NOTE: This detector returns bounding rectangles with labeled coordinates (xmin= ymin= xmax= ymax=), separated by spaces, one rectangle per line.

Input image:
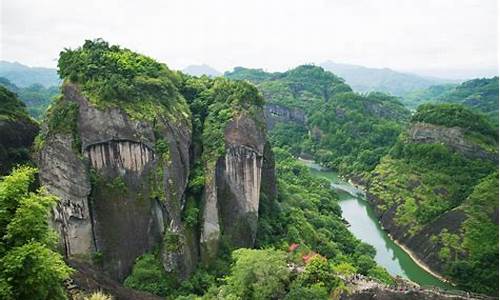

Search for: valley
xmin=0 ymin=39 xmax=497 ymax=300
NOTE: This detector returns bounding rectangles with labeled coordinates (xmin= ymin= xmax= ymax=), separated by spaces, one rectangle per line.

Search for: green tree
xmin=0 ymin=166 xmax=72 ymax=300
xmin=222 ymin=249 xmax=291 ymax=300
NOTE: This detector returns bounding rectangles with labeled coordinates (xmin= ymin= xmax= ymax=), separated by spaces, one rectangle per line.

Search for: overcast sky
xmin=1 ymin=0 xmax=498 ymax=78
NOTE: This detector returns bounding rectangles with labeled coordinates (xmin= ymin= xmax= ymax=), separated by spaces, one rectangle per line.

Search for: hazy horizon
xmin=1 ymin=0 xmax=498 ymax=79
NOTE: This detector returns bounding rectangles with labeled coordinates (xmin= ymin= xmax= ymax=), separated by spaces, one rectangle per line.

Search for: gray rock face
xmin=200 ymin=114 xmax=267 ymax=262
xmin=40 ymin=82 xmax=273 ymax=282
xmin=264 ymin=103 xmax=306 ymax=129
xmin=409 ymin=122 xmax=498 ymax=162
xmin=39 ymin=133 xmax=93 ymax=257
xmin=39 ymin=83 xmax=192 ymax=281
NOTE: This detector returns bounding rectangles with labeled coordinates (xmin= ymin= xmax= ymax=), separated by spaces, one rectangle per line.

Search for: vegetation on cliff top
xmin=57 ymin=39 xmax=190 ymax=122
xmin=0 ymin=85 xmax=31 ymax=120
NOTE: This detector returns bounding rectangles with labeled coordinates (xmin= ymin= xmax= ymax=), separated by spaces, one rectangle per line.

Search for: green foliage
xmin=0 ymin=85 xmax=30 ymax=119
xmin=401 ymin=83 xmax=456 ymax=109
xmin=45 ymin=96 xmax=81 ymax=152
xmin=124 ymin=254 xmax=177 ymax=296
xmin=220 ymin=249 xmax=291 ymax=300
xmin=57 ymin=39 xmax=190 ymax=122
xmin=0 ymin=242 xmax=72 ymax=300
xmin=293 ymin=256 xmax=340 ymax=291
xmin=227 ymin=65 xmax=410 ymax=175
xmin=369 ymin=105 xmax=498 ymax=294
xmin=224 ymin=67 xmax=276 ymax=83
xmin=412 ymin=103 xmax=497 ymax=139
xmin=0 ymin=77 xmax=59 ymax=119
xmin=0 ymin=166 xmax=72 ymax=300
xmin=446 ymin=173 xmax=499 ymax=294
xmin=403 ymin=77 xmax=499 ymax=123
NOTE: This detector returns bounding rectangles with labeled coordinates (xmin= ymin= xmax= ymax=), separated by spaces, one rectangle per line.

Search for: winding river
xmin=300 ymin=159 xmax=451 ymax=289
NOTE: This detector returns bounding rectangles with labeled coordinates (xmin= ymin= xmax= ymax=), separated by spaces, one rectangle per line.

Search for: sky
xmin=1 ymin=0 xmax=498 ymax=78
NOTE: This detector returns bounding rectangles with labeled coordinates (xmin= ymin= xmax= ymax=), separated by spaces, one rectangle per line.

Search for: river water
xmin=300 ymin=159 xmax=451 ymax=289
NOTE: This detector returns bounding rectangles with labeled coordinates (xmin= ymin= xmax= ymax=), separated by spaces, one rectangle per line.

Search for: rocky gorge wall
xmin=38 ymin=82 xmax=275 ymax=282
xmin=39 ymin=83 xmax=192 ymax=281
xmin=200 ymin=113 xmax=273 ymax=263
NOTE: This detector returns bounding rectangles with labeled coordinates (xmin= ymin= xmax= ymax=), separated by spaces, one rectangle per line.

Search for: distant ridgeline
xmin=225 ymin=65 xmax=411 ymax=176
xmin=402 ymin=77 xmax=499 ymax=123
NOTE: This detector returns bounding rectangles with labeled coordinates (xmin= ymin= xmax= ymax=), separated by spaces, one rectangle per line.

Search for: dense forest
xmin=0 ymin=39 xmax=498 ymax=299
xmin=402 ymin=77 xmax=499 ymax=122
xmin=0 ymin=77 xmax=58 ymax=119
xmin=226 ymin=66 xmax=410 ymax=175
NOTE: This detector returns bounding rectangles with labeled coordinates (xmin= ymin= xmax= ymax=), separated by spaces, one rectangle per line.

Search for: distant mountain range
xmin=319 ymin=61 xmax=458 ymax=96
xmin=0 ymin=61 xmax=60 ymax=88
xmin=182 ymin=64 xmax=222 ymax=77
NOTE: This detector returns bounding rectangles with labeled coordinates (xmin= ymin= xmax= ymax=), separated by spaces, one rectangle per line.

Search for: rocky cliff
xmin=264 ymin=103 xmax=307 ymax=129
xmin=37 ymin=41 xmax=275 ymax=285
xmin=38 ymin=83 xmax=192 ymax=281
xmin=200 ymin=111 xmax=273 ymax=263
xmin=409 ymin=122 xmax=498 ymax=163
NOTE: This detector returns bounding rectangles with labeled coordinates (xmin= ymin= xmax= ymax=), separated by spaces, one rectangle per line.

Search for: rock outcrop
xmin=264 ymin=103 xmax=306 ymax=129
xmin=200 ymin=113 xmax=272 ymax=263
xmin=409 ymin=122 xmax=498 ymax=163
xmin=39 ymin=83 xmax=192 ymax=281
xmin=39 ymin=81 xmax=274 ymax=282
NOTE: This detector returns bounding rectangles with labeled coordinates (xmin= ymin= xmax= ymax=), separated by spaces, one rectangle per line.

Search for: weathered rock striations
xmin=39 ymin=83 xmax=192 ymax=281
xmin=39 ymin=80 xmax=274 ymax=282
xmin=200 ymin=113 xmax=272 ymax=263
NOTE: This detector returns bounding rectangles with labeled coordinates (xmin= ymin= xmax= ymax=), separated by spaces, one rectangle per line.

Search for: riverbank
xmin=388 ymin=233 xmax=452 ymax=286
xmin=299 ymin=158 xmax=453 ymax=288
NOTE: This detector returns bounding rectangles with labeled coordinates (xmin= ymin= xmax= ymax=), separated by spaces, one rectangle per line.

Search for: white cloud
xmin=1 ymin=0 xmax=497 ymax=76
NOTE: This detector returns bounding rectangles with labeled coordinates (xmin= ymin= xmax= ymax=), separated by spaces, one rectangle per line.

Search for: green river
xmin=300 ymin=159 xmax=452 ymax=289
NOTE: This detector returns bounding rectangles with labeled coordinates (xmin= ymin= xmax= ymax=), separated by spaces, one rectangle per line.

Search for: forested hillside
xmin=0 ymin=39 xmax=411 ymax=300
xmin=367 ymin=104 xmax=498 ymax=294
xmin=0 ymin=86 xmax=39 ymax=175
xmin=226 ymin=65 xmax=410 ymax=175
xmin=402 ymin=77 xmax=499 ymax=122
xmin=0 ymin=77 xmax=58 ymax=119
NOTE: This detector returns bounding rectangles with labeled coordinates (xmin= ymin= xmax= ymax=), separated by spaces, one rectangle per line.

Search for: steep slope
xmin=402 ymin=77 xmax=499 ymax=122
xmin=0 ymin=77 xmax=58 ymax=119
xmin=320 ymin=61 xmax=452 ymax=96
xmin=36 ymin=39 xmax=273 ymax=287
xmin=0 ymin=60 xmax=60 ymax=88
xmin=0 ymin=86 xmax=39 ymax=175
xmin=366 ymin=104 xmax=498 ymax=295
xmin=226 ymin=65 xmax=410 ymax=175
